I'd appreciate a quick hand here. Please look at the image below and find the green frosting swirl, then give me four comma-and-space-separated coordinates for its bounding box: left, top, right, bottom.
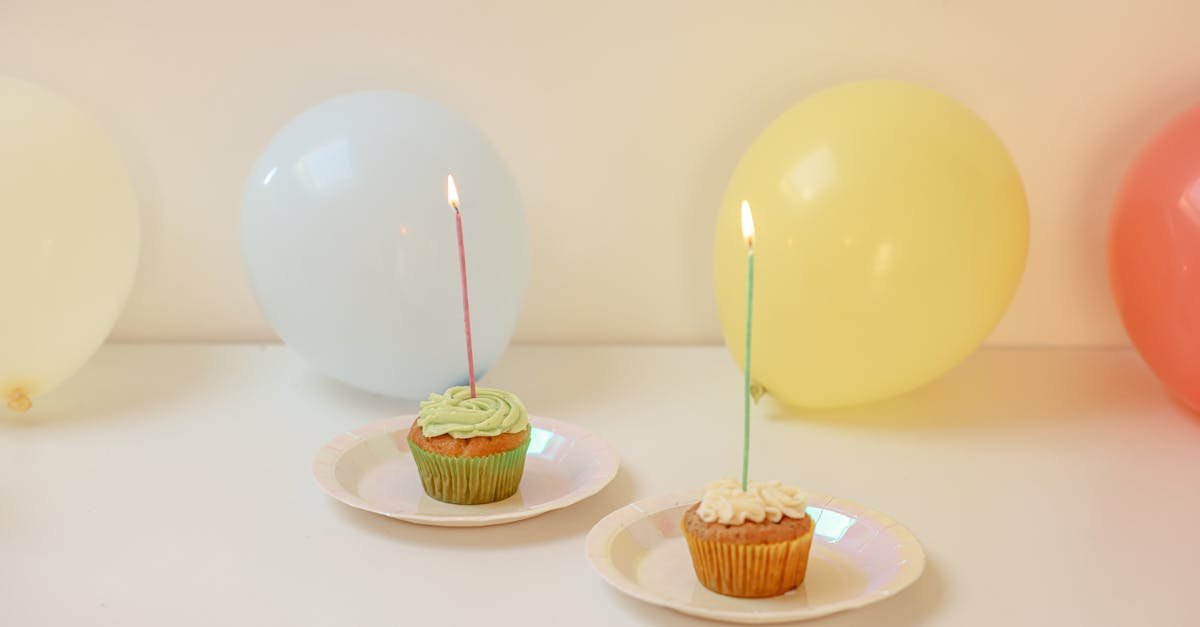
417, 386, 529, 438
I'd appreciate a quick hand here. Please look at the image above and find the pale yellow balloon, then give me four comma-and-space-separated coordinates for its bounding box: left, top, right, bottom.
0, 78, 139, 412
714, 81, 1028, 409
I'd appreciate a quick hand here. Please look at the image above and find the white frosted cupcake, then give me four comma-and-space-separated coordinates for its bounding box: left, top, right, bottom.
680, 479, 813, 598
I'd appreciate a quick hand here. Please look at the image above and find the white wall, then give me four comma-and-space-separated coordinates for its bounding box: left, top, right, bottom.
4, 0, 1198, 345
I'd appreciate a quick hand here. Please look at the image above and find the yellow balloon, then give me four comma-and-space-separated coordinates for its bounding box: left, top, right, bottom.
714, 81, 1028, 409
0, 78, 139, 412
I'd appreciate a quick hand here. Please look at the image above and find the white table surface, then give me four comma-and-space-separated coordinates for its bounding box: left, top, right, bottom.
3, 344, 1198, 626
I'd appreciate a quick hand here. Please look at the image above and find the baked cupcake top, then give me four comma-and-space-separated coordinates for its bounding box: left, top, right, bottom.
697, 478, 807, 525
418, 386, 529, 438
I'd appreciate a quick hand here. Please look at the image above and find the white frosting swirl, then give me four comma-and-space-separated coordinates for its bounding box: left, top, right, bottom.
696, 479, 808, 525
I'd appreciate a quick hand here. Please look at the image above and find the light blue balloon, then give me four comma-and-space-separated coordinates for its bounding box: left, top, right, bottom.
240, 92, 528, 398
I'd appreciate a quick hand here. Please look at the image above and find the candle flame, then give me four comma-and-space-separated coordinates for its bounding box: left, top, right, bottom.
447, 174, 460, 211
740, 200, 755, 248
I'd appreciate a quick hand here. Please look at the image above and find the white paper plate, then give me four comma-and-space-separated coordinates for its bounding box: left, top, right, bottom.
586, 490, 925, 623
313, 415, 619, 527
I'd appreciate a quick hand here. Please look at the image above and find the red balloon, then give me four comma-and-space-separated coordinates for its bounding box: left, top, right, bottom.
1109, 106, 1200, 412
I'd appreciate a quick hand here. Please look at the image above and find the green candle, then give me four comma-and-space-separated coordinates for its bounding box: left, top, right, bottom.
740, 200, 756, 491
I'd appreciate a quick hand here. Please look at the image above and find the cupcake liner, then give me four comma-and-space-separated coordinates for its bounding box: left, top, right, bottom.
681, 521, 814, 598
408, 437, 530, 505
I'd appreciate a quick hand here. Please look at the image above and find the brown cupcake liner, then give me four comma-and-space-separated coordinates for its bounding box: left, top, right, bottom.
681, 520, 814, 598
408, 437, 529, 505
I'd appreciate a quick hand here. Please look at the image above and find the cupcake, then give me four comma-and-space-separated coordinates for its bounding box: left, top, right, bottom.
681, 479, 813, 598
407, 386, 531, 505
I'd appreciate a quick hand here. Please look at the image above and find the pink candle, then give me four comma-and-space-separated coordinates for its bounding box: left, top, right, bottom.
447, 175, 477, 398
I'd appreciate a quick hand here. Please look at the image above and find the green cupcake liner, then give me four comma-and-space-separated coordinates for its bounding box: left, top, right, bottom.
407, 437, 530, 505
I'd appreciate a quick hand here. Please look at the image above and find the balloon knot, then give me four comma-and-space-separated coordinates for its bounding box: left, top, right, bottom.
750, 382, 767, 404
7, 389, 31, 412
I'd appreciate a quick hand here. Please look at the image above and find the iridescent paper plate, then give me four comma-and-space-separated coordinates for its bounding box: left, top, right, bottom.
314, 415, 619, 527
586, 490, 924, 623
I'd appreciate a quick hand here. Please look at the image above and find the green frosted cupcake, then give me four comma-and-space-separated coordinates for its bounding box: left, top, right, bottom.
406, 386, 531, 505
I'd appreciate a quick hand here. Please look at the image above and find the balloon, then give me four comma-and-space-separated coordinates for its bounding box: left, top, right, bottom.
713, 80, 1028, 409
1109, 105, 1200, 412
240, 91, 528, 398
0, 78, 140, 412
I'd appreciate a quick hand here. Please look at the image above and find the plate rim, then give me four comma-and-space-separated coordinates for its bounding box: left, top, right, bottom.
313, 414, 621, 527
585, 489, 926, 623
